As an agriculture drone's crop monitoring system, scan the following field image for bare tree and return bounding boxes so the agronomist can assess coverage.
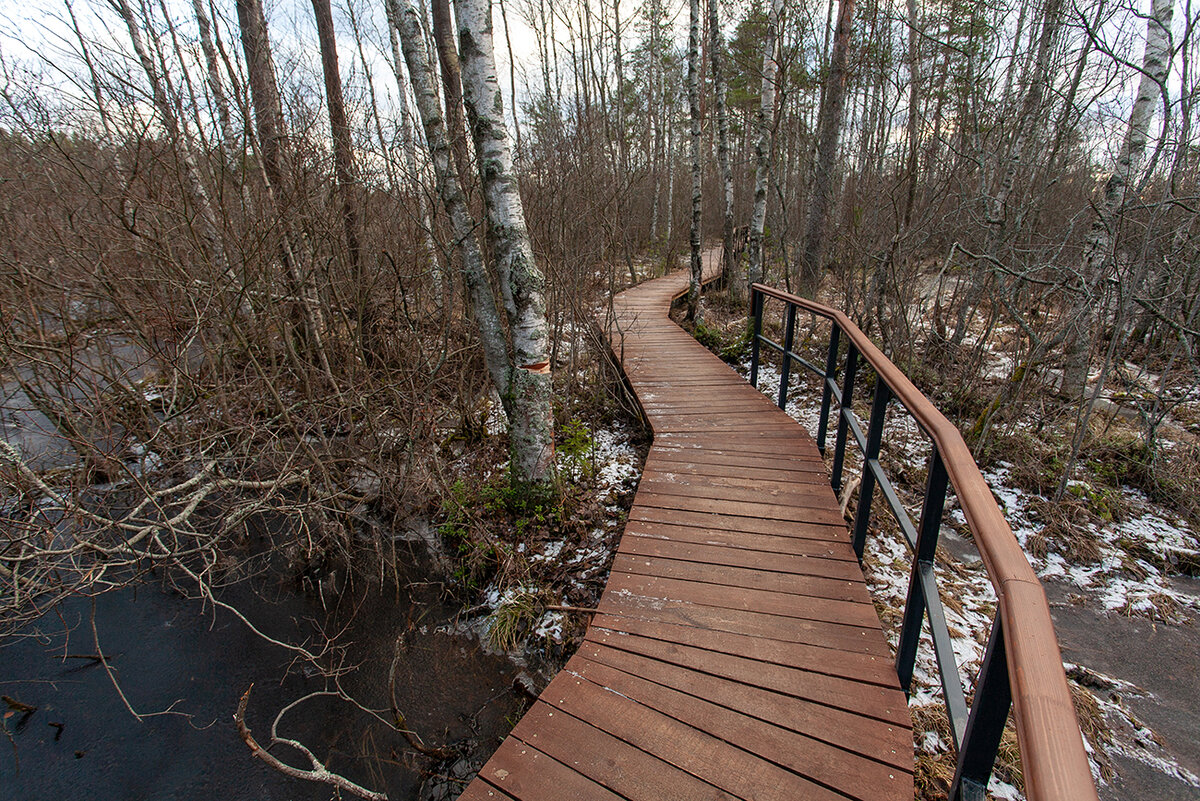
[686,0,703,321]
[234,0,335,383]
[798,0,856,293]
[108,0,232,290]
[747,0,785,292]
[393,0,511,407]
[455,0,556,488]
[1062,0,1175,399]
[709,0,736,299]
[310,0,371,363]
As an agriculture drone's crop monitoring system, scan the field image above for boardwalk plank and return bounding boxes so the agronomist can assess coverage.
[461,257,911,801]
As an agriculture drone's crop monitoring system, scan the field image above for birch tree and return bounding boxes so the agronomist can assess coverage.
[108,0,231,288]
[747,0,784,292]
[1062,0,1175,399]
[686,0,703,321]
[709,0,736,299]
[382,0,443,302]
[455,0,556,488]
[190,0,239,162]
[392,0,510,405]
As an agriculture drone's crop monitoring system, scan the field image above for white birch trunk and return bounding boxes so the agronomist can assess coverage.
[455,0,555,487]
[686,0,703,322]
[1063,0,1174,398]
[190,0,239,162]
[395,0,511,401]
[384,0,442,299]
[111,0,231,288]
[708,0,735,299]
[747,0,784,291]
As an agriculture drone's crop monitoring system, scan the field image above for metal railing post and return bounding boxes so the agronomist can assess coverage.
[829,344,859,494]
[816,326,840,455]
[749,287,763,388]
[895,448,950,692]
[851,381,891,559]
[777,304,797,410]
[949,617,1013,801]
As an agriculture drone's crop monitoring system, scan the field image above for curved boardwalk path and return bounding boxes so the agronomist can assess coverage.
[461,254,913,801]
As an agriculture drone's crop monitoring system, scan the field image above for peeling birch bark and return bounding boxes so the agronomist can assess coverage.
[383,0,443,302]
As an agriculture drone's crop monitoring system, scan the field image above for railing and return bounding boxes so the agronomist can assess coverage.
[748,284,1097,801]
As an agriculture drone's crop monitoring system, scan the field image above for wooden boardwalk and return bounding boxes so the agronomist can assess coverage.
[460,256,913,801]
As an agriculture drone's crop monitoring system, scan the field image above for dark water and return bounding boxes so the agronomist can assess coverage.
[0,545,523,800]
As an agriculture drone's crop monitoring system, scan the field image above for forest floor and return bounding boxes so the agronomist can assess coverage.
[681,288,1200,801]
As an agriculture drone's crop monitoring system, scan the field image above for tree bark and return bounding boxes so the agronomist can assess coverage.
[190,0,239,162]
[747,0,785,292]
[1062,0,1174,399]
[455,0,556,488]
[312,0,376,366]
[394,0,511,405]
[431,0,471,185]
[383,0,443,302]
[797,0,856,294]
[311,0,361,285]
[708,0,735,300]
[235,0,334,383]
[109,0,231,288]
[685,0,703,322]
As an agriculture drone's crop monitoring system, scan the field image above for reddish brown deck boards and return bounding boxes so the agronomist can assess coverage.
[463,256,913,801]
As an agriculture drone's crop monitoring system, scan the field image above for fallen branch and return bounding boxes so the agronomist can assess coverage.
[234,685,388,801]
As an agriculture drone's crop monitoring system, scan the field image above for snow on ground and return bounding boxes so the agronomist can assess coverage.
[466,420,644,651]
[966,464,1200,622]
[733,346,1200,795]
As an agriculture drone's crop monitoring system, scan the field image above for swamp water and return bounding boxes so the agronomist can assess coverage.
[0,542,525,800]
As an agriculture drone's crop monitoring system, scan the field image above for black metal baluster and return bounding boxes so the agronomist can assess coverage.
[895,448,950,692]
[816,326,840,455]
[949,617,1012,801]
[777,304,796,410]
[851,381,891,559]
[829,345,859,494]
[749,287,763,388]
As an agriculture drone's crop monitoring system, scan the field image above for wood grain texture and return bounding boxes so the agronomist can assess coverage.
[461,258,913,801]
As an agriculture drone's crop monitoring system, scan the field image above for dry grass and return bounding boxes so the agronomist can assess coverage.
[1029,496,1104,563]
[911,701,1025,801]
[1068,682,1116,783]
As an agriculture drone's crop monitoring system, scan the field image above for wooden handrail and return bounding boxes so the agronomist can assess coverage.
[751,283,1097,801]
